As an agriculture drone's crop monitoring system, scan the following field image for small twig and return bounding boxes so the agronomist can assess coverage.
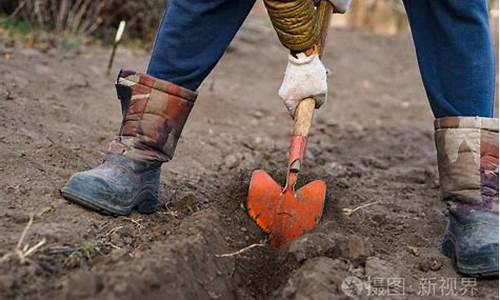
[16,214,34,249]
[164,207,180,219]
[22,239,47,258]
[1,213,47,264]
[45,245,75,255]
[107,20,126,75]
[106,226,123,237]
[36,205,55,217]
[343,201,380,217]
[45,136,56,144]
[122,217,144,230]
[215,242,266,258]
[104,241,121,250]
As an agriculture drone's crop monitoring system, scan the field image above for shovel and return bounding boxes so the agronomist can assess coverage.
[247,0,333,248]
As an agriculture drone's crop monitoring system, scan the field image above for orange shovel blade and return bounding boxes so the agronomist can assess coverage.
[247,170,326,247]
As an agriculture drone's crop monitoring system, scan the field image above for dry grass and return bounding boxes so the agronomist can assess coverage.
[0,208,54,264]
[1,0,167,41]
[343,201,380,217]
[6,0,105,35]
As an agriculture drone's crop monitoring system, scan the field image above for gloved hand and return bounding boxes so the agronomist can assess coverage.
[314,0,351,13]
[278,47,327,117]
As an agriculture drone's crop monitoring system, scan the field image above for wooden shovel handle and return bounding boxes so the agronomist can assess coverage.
[293,0,333,137]
[293,98,316,136]
[316,0,333,58]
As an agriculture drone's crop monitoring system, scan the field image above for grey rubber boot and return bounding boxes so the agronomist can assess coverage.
[435,117,498,277]
[61,70,197,215]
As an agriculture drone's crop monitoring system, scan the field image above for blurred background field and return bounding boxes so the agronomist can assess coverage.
[0,0,497,48]
[0,0,165,40]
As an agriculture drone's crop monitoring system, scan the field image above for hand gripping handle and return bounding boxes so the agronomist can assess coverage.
[286,1,333,191]
[292,0,333,137]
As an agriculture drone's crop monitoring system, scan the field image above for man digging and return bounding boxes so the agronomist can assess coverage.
[61,0,498,277]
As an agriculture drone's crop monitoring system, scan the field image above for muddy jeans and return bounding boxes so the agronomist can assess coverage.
[147,0,495,118]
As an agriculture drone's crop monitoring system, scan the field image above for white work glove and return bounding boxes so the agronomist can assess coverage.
[278,51,328,117]
[314,0,351,13]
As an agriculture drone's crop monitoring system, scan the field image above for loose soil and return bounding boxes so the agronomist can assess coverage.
[0,11,498,300]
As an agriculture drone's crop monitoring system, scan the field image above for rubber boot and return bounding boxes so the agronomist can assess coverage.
[435,116,499,277]
[61,70,197,215]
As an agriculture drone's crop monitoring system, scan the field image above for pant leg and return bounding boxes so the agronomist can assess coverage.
[147,0,256,91]
[403,0,495,118]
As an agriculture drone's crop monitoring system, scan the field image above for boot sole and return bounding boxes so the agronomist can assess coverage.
[60,187,135,216]
[442,237,499,278]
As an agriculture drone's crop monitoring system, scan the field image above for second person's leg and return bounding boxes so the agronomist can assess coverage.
[403,0,498,277]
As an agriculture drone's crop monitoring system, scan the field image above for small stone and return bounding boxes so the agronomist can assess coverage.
[338,235,372,262]
[287,232,336,263]
[407,246,419,257]
[5,90,15,100]
[223,154,239,170]
[279,257,348,299]
[418,256,443,272]
[251,110,265,119]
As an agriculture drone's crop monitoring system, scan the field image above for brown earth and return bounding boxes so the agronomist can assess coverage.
[0,12,498,300]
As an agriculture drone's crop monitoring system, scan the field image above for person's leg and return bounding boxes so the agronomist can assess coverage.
[62,0,255,215]
[403,0,498,277]
[147,0,256,91]
[403,0,495,118]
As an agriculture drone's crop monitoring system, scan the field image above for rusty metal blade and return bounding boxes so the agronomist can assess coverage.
[247,170,326,247]
[247,170,282,234]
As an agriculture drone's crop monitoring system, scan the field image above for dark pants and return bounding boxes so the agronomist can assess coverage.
[147,0,495,118]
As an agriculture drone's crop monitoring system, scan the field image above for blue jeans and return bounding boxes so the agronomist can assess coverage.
[147,0,495,118]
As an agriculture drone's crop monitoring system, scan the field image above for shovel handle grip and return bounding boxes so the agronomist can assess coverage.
[293,98,316,136]
[292,0,333,136]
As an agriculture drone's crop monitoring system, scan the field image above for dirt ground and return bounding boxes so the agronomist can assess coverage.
[0,11,498,300]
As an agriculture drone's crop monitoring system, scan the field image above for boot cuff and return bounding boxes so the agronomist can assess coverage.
[435,116,498,131]
[434,116,499,215]
[117,69,197,102]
